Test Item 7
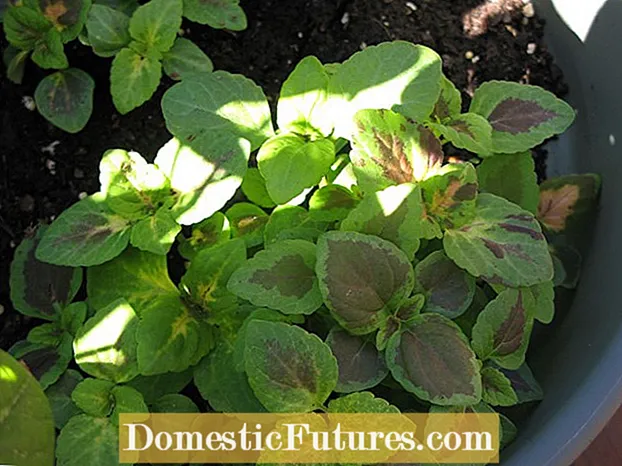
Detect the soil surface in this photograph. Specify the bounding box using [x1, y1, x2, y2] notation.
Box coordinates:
[0, 0, 568, 348]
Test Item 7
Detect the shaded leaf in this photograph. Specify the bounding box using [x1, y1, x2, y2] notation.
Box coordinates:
[386, 313, 482, 406]
[155, 135, 250, 225]
[471, 288, 535, 370]
[327, 41, 442, 139]
[110, 385, 147, 425]
[56, 415, 118, 466]
[194, 339, 266, 413]
[225, 202, 268, 248]
[162, 70, 274, 151]
[228, 239, 323, 315]
[45, 369, 83, 429]
[481, 366, 518, 407]
[245, 320, 338, 412]
[182, 0, 246, 31]
[85, 3, 130, 57]
[151, 394, 198, 413]
[162, 37, 213, 81]
[257, 133, 335, 205]
[470, 81, 576, 153]
[129, 207, 181, 255]
[309, 184, 359, 223]
[10, 226, 82, 320]
[350, 108, 443, 193]
[326, 328, 388, 393]
[3, 45, 29, 84]
[477, 152, 539, 214]
[126, 368, 192, 404]
[0, 349, 55, 466]
[178, 212, 231, 260]
[316, 231, 414, 334]
[73, 298, 139, 383]
[10, 336, 72, 389]
[444, 193, 553, 287]
[415, 250, 475, 319]
[429, 112, 493, 155]
[498, 363, 544, 403]
[263, 205, 323, 246]
[431, 74, 461, 120]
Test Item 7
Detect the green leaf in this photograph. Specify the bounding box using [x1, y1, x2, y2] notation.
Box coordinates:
[550, 242, 582, 289]
[110, 385, 148, 425]
[525, 280, 555, 324]
[34, 68, 94, 133]
[0, 349, 55, 466]
[263, 205, 323, 246]
[537, 173, 601, 235]
[130, 208, 181, 255]
[27, 322, 64, 347]
[10, 226, 82, 320]
[36, 194, 131, 267]
[257, 133, 335, 205]
[245, 320, 338, 412]
[154, 135, 251, 225]
[71, 378, 115, 417]
[110, 47, 162, 114]
[10, 336, 73, 389]
[94, 0, 138, 15]
[429, 113, 493, 156]
[309, 185, 359, 223]
[4, 4, 51, 50]
[340, 183, 431, 259]
[85, 4, 130, 57]
[443, 193, 553, 287]
[326, 328, 388, 393]
[328, 391, 399, 413]
[386, 313, 482, 406]
[3, 45, 29, 84]
[136, 294, 215, 375]
[194, 339, 266, 413]
[498, 363, 544, 403]
[128, 0, 181, 52]
[431, 74, 461, 120]
[180, 239, 246, 312]
[45, 369, 83, 429]
[327, 41, 442, 139]
[32, 28, 68, 69]
[178, 212, 231, 260]
[56, 415, 118, 466]
[60, 301, 87, 336]
[162, 70, 274, 151]
[73, 298, 140, 383]
[182, 0, 246, 31]
[395, 293, 426, 322]
[229, 240, 323, 315]
[477, 152, 539, 214]
[99, 148, 171, 218]
[241, 167, 276, 208]
[421, 162, 478, 229]
[162, 37, 213, 80]
[277, 55, 332, 136]
[151, 393, 198, 413]
[126, 368, 192, 404]
[87, 246, 178, 312]
[349, 109, 444, 193]
[471, 288, 535, 370]
[225, 202, 268, 248]
[481, 366, 518, 407]
[469, 81, 576, 153]
[414, 250, 475, 319]
[316, 231, 414, 334]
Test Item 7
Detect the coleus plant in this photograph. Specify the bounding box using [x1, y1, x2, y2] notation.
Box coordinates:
[8, 41, 600, 465]
[1, 0, 246, 132]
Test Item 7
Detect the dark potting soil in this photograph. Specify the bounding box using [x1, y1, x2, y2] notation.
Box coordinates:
[0, 0, 568, 349]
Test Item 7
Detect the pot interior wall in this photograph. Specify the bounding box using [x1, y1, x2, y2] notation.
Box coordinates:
[505, 0, 622, 464]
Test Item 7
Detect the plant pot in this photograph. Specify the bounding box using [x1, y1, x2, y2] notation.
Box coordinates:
[505, 0, 622, 464]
